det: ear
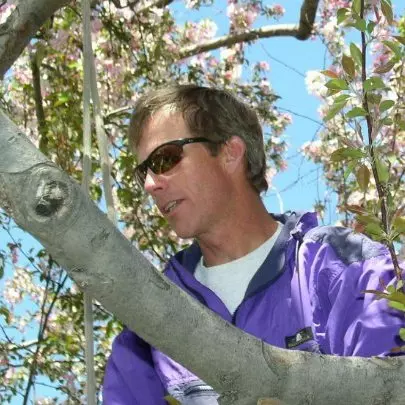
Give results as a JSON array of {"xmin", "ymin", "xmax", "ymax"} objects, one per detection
[{"xmin": 221, "ymin": 136, "xmax": 246, "ymax": 174}]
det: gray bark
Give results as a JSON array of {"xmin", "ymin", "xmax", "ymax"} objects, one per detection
[
  {"xmin": 0, "ymin": 0, "xmax": 71, "ymax": 79},
  {"xmin": 1, "ymin": 110, "xmax": 405, "ymax": 404}
]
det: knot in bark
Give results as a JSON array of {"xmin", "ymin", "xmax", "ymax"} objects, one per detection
[{"xmin": 35, "ymin": 180, "xmax": 68, "ymax": 217}]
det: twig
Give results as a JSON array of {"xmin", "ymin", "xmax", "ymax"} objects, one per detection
[{"xmin": 359, "ymin": 0, "xmax": 402, "ymax": 280}]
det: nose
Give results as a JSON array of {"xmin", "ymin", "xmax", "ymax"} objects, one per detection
[{"xmin": 144, "ymin": 169, "xmax": 165, "ymax": 195}]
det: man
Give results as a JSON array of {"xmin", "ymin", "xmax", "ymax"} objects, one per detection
[{"xmin": 103, "ymin": 85, "xmax": 403, "ymax": 404}]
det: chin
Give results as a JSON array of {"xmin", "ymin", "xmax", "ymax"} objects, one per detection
[
  {"xmin": 173, "ymin": 229, "xmax": 195, "ymax": 240},
  {"xmin": 170, "ymin": 222, "xmax": 196, "ymax": 240}
]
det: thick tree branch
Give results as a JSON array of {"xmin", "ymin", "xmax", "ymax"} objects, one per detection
[
  {"xmin": 296, "ymin": 0, "xmax": 319, "ymax": 39},
  {"xmin": 1, "ymin": 109, "xmax": 405, "ymax": 405},
  {"xmin": 178, "ymin": 0, "xmax": 319, "ymax": 59},
  {"xmin": 0, "ymin": 0, "xmax": 71, "ymax": 79}
]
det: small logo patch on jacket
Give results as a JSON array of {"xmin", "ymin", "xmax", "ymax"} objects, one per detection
[{"xmin": 285, "ymin": 327, "xmax": 313, "ymax": 348}]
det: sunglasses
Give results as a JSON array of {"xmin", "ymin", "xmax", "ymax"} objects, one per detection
[{"xmin": 134, "ymin": 137, "xmax": 220, "ymax": 187}]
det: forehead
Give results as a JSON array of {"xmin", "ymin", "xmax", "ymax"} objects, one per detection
[{"xmin": 136, "ymin": 109, "xmax": 190, "ymax": 161}]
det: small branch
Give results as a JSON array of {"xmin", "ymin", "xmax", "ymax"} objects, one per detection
[
  {"xmin": 178, "ymin": 0, "xmax": 319, "ymax": 59},
  {"xmin": 278, "ymin": 106, "xmax": 324, "ymax": 126},
  {"xmin": 260, "ymin": 44, "xmax": 306, "ymax": 77},
  {"xmin": 178, "ymin": 25, "xmax": 300, "ymax": 59},
  {"xmin": 22, "ymin": 273, "xmax": 68, "ymax": 405},
  {"xmin": 359, "ymin": 0, "xmax": 402, "ymax": 280},
  {"xmin": 30, "ymin": 52, "xmax": 47, "ymax": 139}
]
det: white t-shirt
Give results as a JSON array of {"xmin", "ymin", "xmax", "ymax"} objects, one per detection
[{"xmin": 194, "ymin": 222, "xmax": 282, "ymax": 314}]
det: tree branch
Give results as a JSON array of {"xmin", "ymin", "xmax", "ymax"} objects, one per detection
[
  {"xmin": 0, "ymin": 0, "xmax": 71, "ymax": 79},
  {"xmin": 30, "ymin": 52, "xmax": 47, "ymax": 137},
  {"xmin": 178, "ymin": 0, "xmax": 319, "ymax": 59}
]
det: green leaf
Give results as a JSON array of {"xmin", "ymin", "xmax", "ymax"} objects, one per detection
[
  {"xmin": 397, "ymin": 120, "xmax": 405, "ymax": 131},
  {"xmin": 334, "ymin": 94, "xmax": 351, "ymax": 103},
  {"xmin": 54, "ymin": 93, "xmax": 70, "ymax": 107},
  {"xmin": 381, "ymin": 117, "xmax": 393, "ymax": 126},
  {"xmin": 383, "ymin": 40, "xmax": 403, "ymax": 59},
  {"xmin": 367, "ymin": 21, "xmax": 377, "ymax": 34},
  {"xmin": 356, "ymin": 164, "xmax": 370, "ymax": 192},
  {"xmin": 400, "ymin": 328, "xmax": 405, "ymax": 342},
  {"xmin": 356, "ymin": 214, "xmax": 381, "ymax": 225},
  {"xmin": 337, "ymin": 8, "xmax": 350, "ymax": 24},
  {"xmin": 326, "ymin": 88, "xmax": 343, "ymax": 97},
  {"xmin": 364, "ymin": 77, "xmax": 386, "ymax": 91},
  {"xmin": 344, "ymin": 161, "xmax": 357, "ymax": 179},
  {"xmin": 0, "ymin": 307, "xmax": 11, "ymax": 324},
  {"xmin": 381, "ymin": 0, "xmax": 394, "ymax": 25},
  {"xmin": 388, "ymin": 291, "xmax": 405, "ymax": 305},
  {"xmin": 330, "ymin": 147, "xmax": 365, "ymax": 162},
  {"xmin": 353, "ymin": 18, "xmax": 367, "ymax": 32},
  {"xmin": 374, "ymin": 59, "xmax": 396, "ymax": 74},
  {"xmin": 324, "ymin": 101, "xmax": 348, "ymax": 121},
  {"xmin": 379, "ymin": 100, "xmax": 395, "ymax": 113},
  {"xmin": 321, "ymin": 69, "xmax": 339, "ymax": 79},
  {"xmin": 375, "ymin": 159, "xmax": 390, "ymax": 183},
  {"xmin": 393, "ymin": 35, "xmax": 405, "ymax": 45},
  {"xmin": 342, "ymin": 54, "xmax": 356, "ymax": 78},
  {"xmin": 345, "ymin": 204, "xmax": 368, "ymax": 215},
  {"xmin": 350, "ymin": 43, "xmax": 362, "ymax": 66},
  {"xmin": 393, "ymin": 217, "xmax": 405, "ymax": 233},
  {"xmin": 367, "ymin": 93, "xmax": 382, "ymax": 105},
  {"xmin": 347, "ymin": 107, "xmax": 368, "ymax": 118},
  {"xmin": 0, "ymin": 253, "xmax": 4, "ymax": 279},
  {"xmin": 388, "ymin": 300, "xmax": 405, "ymax": 312},
  {"xmin": 165, "ymin": 396, "xmax": 182, "ymax": 405},
  {"xmin": 365, "ymin": 222, "xmax": 385, "ymax": 238},
  {"xmin": 351, "ymin": 0, "xmax": 361, "ymax": 15},
  {"xmin": 325, "ymin": 79, "xmax": 349, "ymax": 90}
]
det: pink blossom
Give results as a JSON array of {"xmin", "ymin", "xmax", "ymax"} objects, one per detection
[
  {"xmin": 257, "ymin": 61, "xmax": 270, "ymax": 71},
  {"xmin": 224, "ymin": 70, "xmax": 233, "ymax": 81},
  {"xmin": 271, "ymin": 4, "xmax": 285, "ymax": 17},
  {"xmin": 0, "ymin": 3, "xmax": 16, "ymax": 24},
  {"xmin": 13, "ymin": 65, "xmax": 32, "ymax": 86},
  {"xmin": 91, "ymin": 19, "xmax": 103, "ymax": 34},
  {"xmin": 259, "ymin": 79, "xmax": 271, "ymax": 94},
  {"xmin": 49, "ymin": 29, "xmax": 70, "ymax": 50},
  {"xmin": 7, "ymin": 243, "xmax": 18, "ymax": 264},
  {"xmin": 208, "ymin": 58, "xmax": 219, "ymax": 67},
  {"xmin": 279, "ymin": 161, "xmax": 288, "ymax": 171},
  {"xmin": 265, "ymin": 167, "xmax": 277, "ymax": 188}
]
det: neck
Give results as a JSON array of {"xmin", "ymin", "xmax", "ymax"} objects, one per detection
[{"xmin": 197, "ymin": 190, "xmax": 278, "ymax": 267}]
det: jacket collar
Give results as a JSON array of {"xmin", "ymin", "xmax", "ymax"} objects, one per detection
[{"xmin": 170, "ymin": 211, "xmax": 318, "ymax": 298}]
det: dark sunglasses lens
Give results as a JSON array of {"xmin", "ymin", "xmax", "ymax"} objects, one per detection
[
  {"xmin": 150, "ymin": 144, "xmax": 183, "ymax": 175},
  {"xmin": 135, "ymin": 164, "xmax": 147, "ymax": 187}
]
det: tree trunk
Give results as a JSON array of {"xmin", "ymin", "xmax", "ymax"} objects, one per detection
[{"xmin": 1, "ymin": 110, "xmax": 405, "ymax": 405}]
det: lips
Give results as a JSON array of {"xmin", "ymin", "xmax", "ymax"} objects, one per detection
[{"xmin": 162, "ymin": 199, "xmax": 183, "ymax": 215}]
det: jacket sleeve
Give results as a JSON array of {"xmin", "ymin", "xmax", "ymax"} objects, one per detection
[
  {"xmin": 103, "ymin": 327, "xmax": 167, "ymax": 405},
  {"xmin": 305, "ymin": 237, "xmax": 404, "ymax": 357}
]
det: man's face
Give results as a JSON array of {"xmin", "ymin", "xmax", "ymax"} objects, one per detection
[{"xmin": 136, "ymin": 111, "xmax": 232, "ymax": 240}]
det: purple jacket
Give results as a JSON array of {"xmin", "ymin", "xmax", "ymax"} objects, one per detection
[{"xmin": 103, "ymin": 212, "xmax": 404, "ymax": 404}]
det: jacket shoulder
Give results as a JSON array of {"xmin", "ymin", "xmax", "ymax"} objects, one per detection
[{"xmin": 303, "ymin": 225, "xmax": 387, "ymax": 265}]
